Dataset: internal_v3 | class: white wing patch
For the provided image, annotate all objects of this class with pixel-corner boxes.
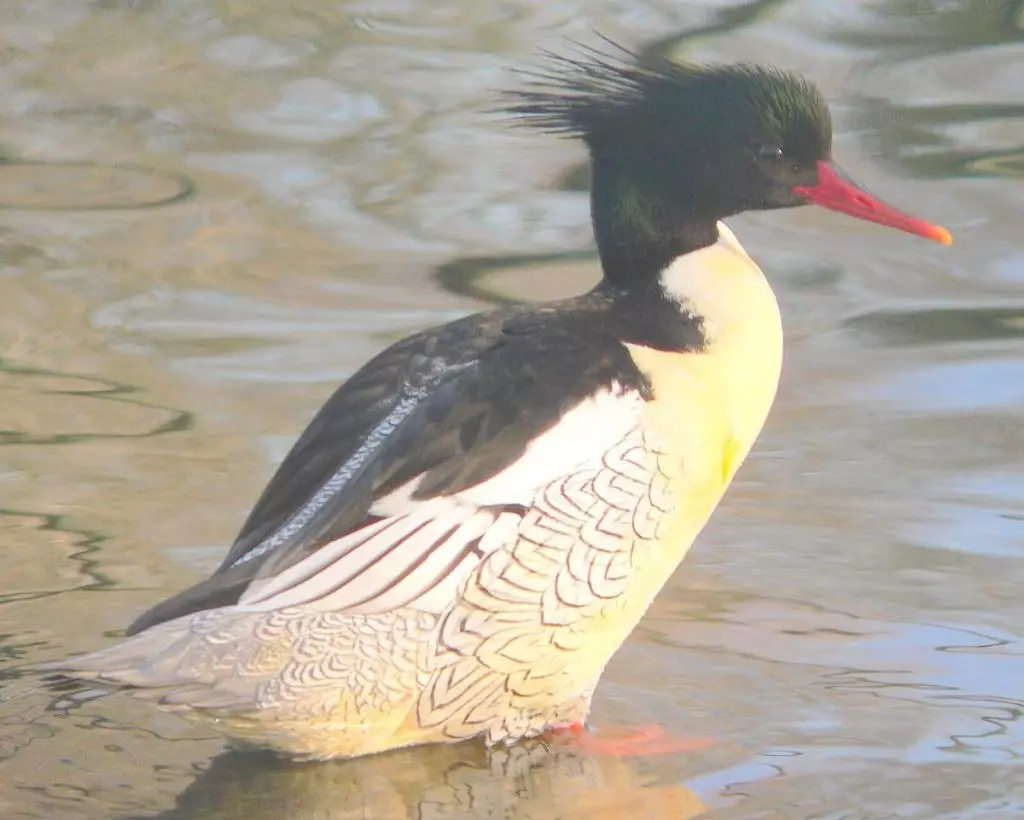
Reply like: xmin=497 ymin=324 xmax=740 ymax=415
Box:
xmin=237 ymin=385 xmax=646 ymax=616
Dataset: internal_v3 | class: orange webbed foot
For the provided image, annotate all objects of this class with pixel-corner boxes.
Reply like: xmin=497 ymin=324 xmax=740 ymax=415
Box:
xmin=545 ymin=722 xmax=715 ymax=758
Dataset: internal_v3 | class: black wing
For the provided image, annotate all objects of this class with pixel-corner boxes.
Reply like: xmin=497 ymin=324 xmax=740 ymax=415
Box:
xmin=127 ymin=295 xmax=651 ymax=634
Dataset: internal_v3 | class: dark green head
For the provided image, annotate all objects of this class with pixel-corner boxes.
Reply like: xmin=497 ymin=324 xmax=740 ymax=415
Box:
xmin=506 ymin=47 xmax=833 ymax=219
xmin=505 ymin=45 xmax=950 ymax=281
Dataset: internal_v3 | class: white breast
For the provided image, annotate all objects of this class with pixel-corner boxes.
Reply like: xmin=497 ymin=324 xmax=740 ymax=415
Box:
xmin=658 ymin=222 xmax=784 ymax=458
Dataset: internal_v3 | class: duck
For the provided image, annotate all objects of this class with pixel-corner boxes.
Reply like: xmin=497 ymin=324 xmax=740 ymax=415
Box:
xmin=41 ymin=43 xmax=951 ymax=761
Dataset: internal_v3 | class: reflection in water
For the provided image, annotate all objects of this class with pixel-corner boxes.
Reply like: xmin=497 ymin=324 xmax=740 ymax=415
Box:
xmin=146 ymin=744 xmax=705 ymax=820
xmin=0 ymin=508 xmax=110 ymax=607
xmin=845 ymin=306 xmax=1024 ymax=346
xmin=840 ymin=1 xmax=1024 ymax=182
xmin=0 ymin=360 xmax=192 ymax=445
xmin=641 ymin=0 xmax=793 ymax=59
xmin=0 ymin=162 xmax=194 ymax=211
xmin=434 ymin=251 xmax=594 ymax=306
xmin=830 ymin=0 xmax=1024 ymax=58
xmin=855 ymin=97 xmax=1024 ymax=181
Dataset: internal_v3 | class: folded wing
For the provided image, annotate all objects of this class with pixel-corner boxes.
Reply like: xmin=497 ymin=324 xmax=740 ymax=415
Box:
xmin=128 ymin=304 xmax=652 ymax=633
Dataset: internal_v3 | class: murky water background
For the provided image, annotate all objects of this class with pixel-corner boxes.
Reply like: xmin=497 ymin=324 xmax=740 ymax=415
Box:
xmin=0 ymin=1 xmax=1022 ymax=817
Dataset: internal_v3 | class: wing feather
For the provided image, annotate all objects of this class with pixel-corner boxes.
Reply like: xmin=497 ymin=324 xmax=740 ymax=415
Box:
xmin=127 ymin=297 xmax=658 ymax=634
xmin=238 ymin=387 xmax=646 ymax=615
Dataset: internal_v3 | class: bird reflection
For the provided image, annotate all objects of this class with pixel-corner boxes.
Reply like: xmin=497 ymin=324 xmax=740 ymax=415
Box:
xmin=146 ymin=740 xmax=705 ymax=820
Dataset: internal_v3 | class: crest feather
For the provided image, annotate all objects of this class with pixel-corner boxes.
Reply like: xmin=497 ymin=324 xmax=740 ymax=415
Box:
xmin=500 ymin=39 xmax=830 ymax=152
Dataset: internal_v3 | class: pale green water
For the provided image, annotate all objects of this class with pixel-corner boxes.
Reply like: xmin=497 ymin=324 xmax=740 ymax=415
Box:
xmin=0 ymin=1 xmax=1022 ymax=818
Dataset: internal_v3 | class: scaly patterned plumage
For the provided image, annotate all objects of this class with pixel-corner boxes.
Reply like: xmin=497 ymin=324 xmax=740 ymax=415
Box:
xmin=46 ymin=217 xmax=780 ymax=760
xmin=59 ymin=410 xmax=718 ymax=759
xmin=41 ymin=41 xmax=948 ymax=759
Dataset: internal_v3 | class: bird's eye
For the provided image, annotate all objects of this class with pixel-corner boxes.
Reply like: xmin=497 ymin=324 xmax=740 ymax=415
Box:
xmin=758 ymin=144 xmax=784 ymax=160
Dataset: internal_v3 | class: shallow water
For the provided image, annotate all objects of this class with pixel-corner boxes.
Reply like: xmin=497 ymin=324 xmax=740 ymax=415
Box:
xmin=0 ymin=1 xmax=1022 ymax=817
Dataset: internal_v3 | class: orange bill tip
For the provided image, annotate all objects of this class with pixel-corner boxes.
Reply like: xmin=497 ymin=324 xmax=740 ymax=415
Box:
xmin=794 ymin=161 xmax=953 ymax=247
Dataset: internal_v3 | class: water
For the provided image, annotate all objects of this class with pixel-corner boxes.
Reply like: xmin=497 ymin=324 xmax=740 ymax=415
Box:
xmin=0 ymin=1 xmax=1022 ymax=817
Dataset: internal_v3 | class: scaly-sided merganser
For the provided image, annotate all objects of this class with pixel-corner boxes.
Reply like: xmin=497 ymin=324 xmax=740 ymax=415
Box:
xmin=43 ymin=45 xmax=951 ymax=760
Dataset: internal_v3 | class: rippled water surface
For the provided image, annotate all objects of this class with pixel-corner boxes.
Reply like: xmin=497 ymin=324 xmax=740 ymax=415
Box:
xmin=1 ymin=1 xmax=1022 ymax=818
